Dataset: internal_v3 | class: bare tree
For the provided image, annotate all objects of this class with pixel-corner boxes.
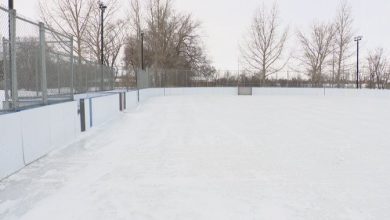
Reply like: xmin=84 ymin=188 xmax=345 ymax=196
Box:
xmin=40 ymin=0 xmax=94 ymax=64
xmin=297 ymin=23 xmax=335 ymax=86
xmin=367 ymin=48 xmax=389 ymax=89
xmin=84 ymin=0 xmax=126 ymax=69
xmin=123 ymin=0 xmax=212 ymax=76
xmin=130 ymin=0 xmax=142 ymax=36
xmin=384 ymin=67 xmax=390 ymax=89
xmin=146 ymin=0 xmax=188 ymax=69
xmin=123 ymin=0 xmax=143 ymax=73
xmin=333 ymin=0 xmax=354 ymax=87
xmin=241 ymin=3 xmax=288 ymax=85
xmin=103 ymin=20 xmax=127 ymax=69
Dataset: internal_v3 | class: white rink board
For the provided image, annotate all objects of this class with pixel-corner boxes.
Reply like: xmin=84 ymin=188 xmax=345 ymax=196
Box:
xmin=324 ymin=88 xmax=390 ymax=97
xmin=139 ymin=88 xmax=165 ymax=102
xmin=164 ymin=87 xmax=238 ymax=96
xmin=253 ymin=88 xmax=325 ymax=96
xmin=48 ymin=102 xmax=79 ymax=150
xmin=20 ymin=106 xmax=53 ymax=164
xmin=0 ymin=113 xmax=24 ymax=179
xmin=0 ymin=101 xmax=80 ymax=178
xmin=91 ymin=94 xmax=121 ymax=127
xmin=125 ymin=91 xmax=139 ymax=110
xmin=252 ymin=87 xmax=390 ymax=97
xmin=20 ymin=101 xmax=80 ymax=164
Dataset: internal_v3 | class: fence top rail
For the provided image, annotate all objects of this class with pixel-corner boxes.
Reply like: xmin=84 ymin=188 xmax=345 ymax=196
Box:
xmin=0 ymin=5 xmax=8 ymax=12
xmin=43 ymin=26 xmax=72 ymax=40
xmin=46 ymin=40 xmax=71 ymax=44
xmin=15 ymin=14 xmax=40 ymax=27
xmin=47 ymin=50 xmax=72 ymax=58
xmin=0 ymin=5 xmax=40 ymax=27
xmin=0 ymin=5 xmax=71 ymax=41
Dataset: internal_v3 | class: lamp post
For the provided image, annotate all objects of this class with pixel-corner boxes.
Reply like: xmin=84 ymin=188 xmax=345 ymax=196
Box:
xmin=8 ymin=0 xmax=13 ymax=9
xmin=141 ymin=32 xmax=144 ymax=70
xmin=8 ymin=0 xmax=13 ymax=75
xmin=99 ymin=2 xmax=107 ymax=90
xmin=99 ymin=2 xmax=107 ymax=66
xmin=354 ymin=36 xmax=363 ymax=89
xmin=8 ymin=0 xmax=14 ymax=108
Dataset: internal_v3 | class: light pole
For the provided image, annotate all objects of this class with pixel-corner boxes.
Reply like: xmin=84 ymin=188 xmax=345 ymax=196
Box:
xmin=99 ymin=2 xmax=107 ymax=66
xmin=141 ymin=32 xmax=144 ymax=70
xmin=8 ymin=0 xmax=13 ymax=76
xmin=8 ymin=0 xmax=13 ymax=9
xmin=354 ymin=36 xmax=363 ymax=89
xmin=8 ymin=0 xmax=14 ymax=108
xmin=99 ymin=2 xmax=107 ymax=90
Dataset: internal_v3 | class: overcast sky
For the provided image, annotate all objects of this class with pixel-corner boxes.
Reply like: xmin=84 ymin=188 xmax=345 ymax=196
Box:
xmin=2 ymin=0 xmax=390 ymax=70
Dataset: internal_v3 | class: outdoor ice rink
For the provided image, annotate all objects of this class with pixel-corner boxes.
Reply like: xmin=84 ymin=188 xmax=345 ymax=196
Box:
xmin=1 ymin=95 xmax=390 ymax=219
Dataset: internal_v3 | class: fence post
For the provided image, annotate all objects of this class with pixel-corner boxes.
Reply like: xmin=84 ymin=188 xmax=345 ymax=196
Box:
xmin=100 ymin=64 xmax=104 ymax=91
xmin=57 ymin=54 xmax=60 ymax=94
xmin=175 ymin=69 xmax=178 ymax=87
xmin=160 ymin=71 xmax=162 ymax=88
xmin=185 ymin=70 xmax=188 ymax=87
xmin=2 ymin=37 xmax=10 ymax=107
xmin=39 ymin=22 xmax=48 ymax=105
xmin=111 ymin=67 xmax=114 ymax=90
xmin=70 ymin=36 xmax=74 ymax=99
xmin=9 ymin=9 xmax=18 ymax=109
xmin=35 ymin=49 xmax=39 ymax=97
xmin=79 ymin=99 xmax=86 ymax=132
xmin=85 ymin=63 xmax=89 ymax=92
xmin=95 ymin=64 xmax=99 ymax=92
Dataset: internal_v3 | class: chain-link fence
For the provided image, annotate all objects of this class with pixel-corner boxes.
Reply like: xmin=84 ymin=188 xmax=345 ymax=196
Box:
xmin=135 ymin=69 xmax=239 ymax=89
xmin=45 ymin=26 xmax=73 ymax=101
xmin=132 ymin=68 xmax=378 ymax=89
xmin=0 ymin=6 xmax=9 ymax=111
xmin=0 ymin=6 xmax=73 ymax=111
xmin=73 ymin=58 xmax=114 ymax=94
xmin=15 ymin=14 xmax=49 ymax=108
xmin=115 ymin=66 xmax=136 ymax=90
xmin=0 ymin=6 xmax=115 ymax=112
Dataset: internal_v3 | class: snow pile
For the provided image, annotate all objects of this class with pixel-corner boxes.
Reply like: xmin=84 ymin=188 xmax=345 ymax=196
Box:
xmin=0 ymin=95 xmax=390 ymax=219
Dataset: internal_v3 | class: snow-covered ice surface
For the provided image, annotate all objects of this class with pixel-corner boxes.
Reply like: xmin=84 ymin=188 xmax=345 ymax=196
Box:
xmin=1 ymin=95 xmax=390 ymax=219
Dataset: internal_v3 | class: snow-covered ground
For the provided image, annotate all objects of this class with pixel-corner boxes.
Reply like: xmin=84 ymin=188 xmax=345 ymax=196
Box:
xmin=0 ymin=90 xmax=5 ymax=110
xmin=0 ymin=90 xmax=36 ymax=110
xmin=0 ymin=90 xmax=4 ymax=109
xmin=1 ymin=95 xmax=390 ymax=219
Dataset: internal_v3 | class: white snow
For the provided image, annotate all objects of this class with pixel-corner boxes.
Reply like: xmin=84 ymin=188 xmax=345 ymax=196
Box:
xmin=1 ymin=95 xmax=390 ymax=219
xmin=0 ymin=90 xmax=4 ymax=109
